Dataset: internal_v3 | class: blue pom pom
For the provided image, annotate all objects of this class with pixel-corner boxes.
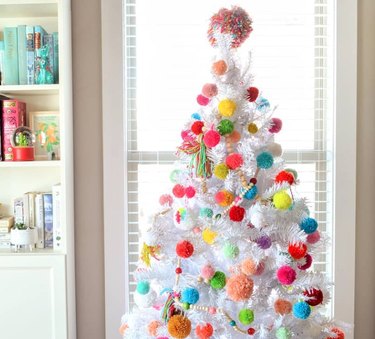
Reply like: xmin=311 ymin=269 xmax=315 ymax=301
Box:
xmin=136 ymin=281 xmax=150 ymax=295
xmin=256 ymin=152 xmax=274 ymax=169
xmin=200 ymin=207 xmax=213 ymax=218
xmin=300 ymin=217 xmax=318 ymax=234
xmin=181 ymin=288 xmax=200 ymax=305
xmin=191 ymin=112 xmax=201 ymax=120
xmin=244 ymin=185 xmax=258 ymax=200
xmin=293 ymin=301 xmax=311 ymax=319
xmin=257 ymin=97 xmax=270 ymax=112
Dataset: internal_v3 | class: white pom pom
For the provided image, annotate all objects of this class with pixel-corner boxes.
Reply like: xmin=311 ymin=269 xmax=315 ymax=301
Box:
xmin=134 ymin=290 xmax=156 ymax=308
xmin=250 ymin=205 xmax=267 ymax=228
xmin=268 ymin=142 xmax=282 ymax=157
xmin=173 ymin=207 xmax=197 ymax=230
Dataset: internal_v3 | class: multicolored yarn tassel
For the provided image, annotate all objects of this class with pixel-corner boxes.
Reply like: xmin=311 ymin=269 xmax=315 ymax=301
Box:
xmin=140 ymin=243 xmax=160 ymax=267
xmin=161 ymin=292 xmax=177 ymax=323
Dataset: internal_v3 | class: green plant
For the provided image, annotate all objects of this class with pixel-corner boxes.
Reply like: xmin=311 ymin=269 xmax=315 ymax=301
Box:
xmin=17 ymin=133 xmax=28 ymax=146
xmin=13 ymin=223 xmax=28 ymax=230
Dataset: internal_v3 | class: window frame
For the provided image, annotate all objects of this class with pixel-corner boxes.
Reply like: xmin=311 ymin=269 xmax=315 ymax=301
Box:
xmin=101 ymin=1 xmax=357 ymax=338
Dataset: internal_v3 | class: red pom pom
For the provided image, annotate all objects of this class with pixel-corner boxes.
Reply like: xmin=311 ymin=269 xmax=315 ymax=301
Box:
xmin=202 ymin=84 xmax=218 ymax=98
xmin=226 ymin=153 xmax=244 ymax=170
xmin=197 ymin=94 xmax=210 ymax=106
xmin=288 ymin=242 xmax=308 ymax=260
xmin=303 ymin=288 xmax=323 ymax=306
xmin=248 ymin=328 xmax=256 ymax=335
xmin=327 ymin=328 xmax=345 ymax=339
xmin=176 ymin=240 xmax=194 ymax=258
xmin=172 ymin=184 xmax=186 ymax=198
xmin=246 ymin=87 xmax=259 ymax=102
xmin=229 ymin=206 xmax=245 ymax=222
xmin=298 ymin=254 xmax=313 ymax=270
xmin=275 ymin=170 xmax=295 ymax=185
xmin=203 ymin=130 xmax=221 ymax=148
xmin=185 ymin=186 xmax=196 ymax=199
xmin=191 ymin=121 xmax=204 ymax=135
xmin=269 ymin=118 xmax=282 ymax=133
xmin=195 ymin=323 xmax=214 ymax=339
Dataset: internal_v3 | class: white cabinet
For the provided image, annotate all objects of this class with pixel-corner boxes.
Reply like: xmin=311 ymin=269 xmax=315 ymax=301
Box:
xmin=0 ymin=1 xmax=74 ymax=338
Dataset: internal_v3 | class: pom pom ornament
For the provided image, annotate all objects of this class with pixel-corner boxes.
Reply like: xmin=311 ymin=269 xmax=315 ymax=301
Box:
xmin=136 ymin=280 xmax=150 ymax=295
xmin=300 ymin=217 xmax=318 ymax=234
xmin=288 ymin=242 xmax=308 ymax=260
xmin=170 ymin=169 xmax=183 ymax=183
xmin=203 ymin=130 xmax=220 ymax=148
xmin=226 ymin=153 xmax=244 ymax=170
xmin=159 ymin=194 xmax=173 ymax=206
xmin=274 ymin=299 xmax=292 ymax=315
xmin=285 ymin=168 xmax=298 ymax=180
xmin=222 ymin=242 xmax=239 ymax=259
xmin=217 ymin=119 xmax=234 ymax=135
xmin=191 ymin=121 xmax=205 ymax=135
xmin=134 ymin=289 xmax=157 ymax=308
xmin=202 ymin=83 xmax=218 ymax=98
xmin=277 ymin=265 xmax=297 ymax=285
xmin=172 ymin=184 xmax=185 ymax=198
xmin=229 ymin=205 xmax=245 ymax=222
xmin=247 ymin=122 xmax=258 ymax=134
xmin=257 ymin=97 xmax=270 ymax=112
xmin=213 ymin=163 xmax=229 ymax=180
xmin=241 ymin=258 xmax=257 ymax=275
xmin=210 ymin=271 xmax=226 ymax=289
xmin=256 ymin=235 xmax=272 ymax=249
xmin=168 ymin=315 xmax=192 ymax=339
xmin=201 ymin=264 xmax=215 ymax=279
xmin=184 ymin=186 xmax=196 ymax=199
xmin=197 ymin=94 xmax=210 ymax=106
xmin=218 ymin=99 xmax=237 ymax=117
xmin=327 ymin=328 xmax=345 ymax=339
xmin=148 ymin=321 xmax=162 ymax=337
xmin=256 ymin=152 xmax=274 ymax=169
xmin=269 ymin=117 xmax=283 ymax=133
xmin=176 ymin=240 xmax=194 ymax=258
xmin=191 ymin=112 xmax=201 ymax=120
xmin=276 ymin=327 xmax=291 ymax=339
xmin=227 ymin=130 xmax=241 ymax=143
xmin=238 ymin=309 xmax=254 ymax=325
xmin=181 ymin=288 xmax=200 ymax=305
xmin=202 ymin=228 xmax=217 ymax=245
xmin=293 ymin=301 xmax=311 ymax=320
xmin=273 ymin=191 xmax=292 ymax=210
xmin=246 ymin=87 xmax=259 ymax=102
xmin=226 ymin=274 xmax=254 ymax=301
xmin=275 ymin=170 xmax=295 ymax=185
xmin=215 ymin=190 xmax=234 ymax=207
xmin=200 ymin=207 xmax=213 ymax=218
xmin=212 ymin=60 xmax=227 ymax=75
xmin=303 ymin=288 xmax=323 ymax=306
xmin=298 ymin=253 xmax=313 ymax=270
xmin=307 ymin=231 xmax=321 ymax=244
xmin=195 ymin=323 xmax=214 ymax=339
xmin=268 ymin=142 xmax=283 ymax=157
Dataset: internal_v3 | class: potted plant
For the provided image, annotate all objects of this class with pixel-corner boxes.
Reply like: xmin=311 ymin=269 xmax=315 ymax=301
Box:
xmin=11 ymin=126 xmax=35 ymax=161
xmin=10 ymin=223 xmax=38 ymax=251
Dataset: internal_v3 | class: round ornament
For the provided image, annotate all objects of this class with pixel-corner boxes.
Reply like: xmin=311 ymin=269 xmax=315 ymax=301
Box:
xmin=136 ymin=280 xmax=150 ymax=295
xmin=197 ymin=94 xmax=210 ymax=106
xmin=226 ymin=153 xmax=244 ymax=170
xmin=244 ymin=185 xmax=257 ymax=200
xmin=222 ymin=242 xmax=239 ymax=259
xmin=293 ymin=301 xmax=311 ymax=320
xmin=277 ymin=265 xmax=297 ymax=285
xmin=181 ymin=288 xmax=200 ymax=305
xmin=303 ymin=288 xmax=323 ymax=306
xmin=276 ymin=327 xmax=291 ymax=339
xmin=170 ymin=169 xmax=183 ymax=183
xmin=268 ymin=142 xmax=283 ymax=157
xmin=288 ymin=242 xmax=308 ymax=260
xmin=202 ymin=83 xmax=218 ymax=98
xmin=202 ymin=228 xmax=217 ymax=245
xmin=167 ymin=315 xmax=192 ymax=339
xmin=247 ymin=122 xmax=258 ymax=134
xmin=273 ymin=191 xmax=292 ymax=210
xmin=191 ymin=121 xmax=205 ymax=135
xmin=213 ymin=163 xmax=229 ymax=180
xmin=285 ymin=168 xmax=298 ymax=180
xmin=212 ymin=60 xmax=228 ymax=75
xmin=203 ymin=130 xmax=221 ymax=148
xmin=248 ymin=328 xmax=256 ymax=335
xmin=246 ymin=87 xmax=259 ymax=102
xmin=200 ymin=207 xmax=213 ymax=218
xmin=256 ymin=152 xmax=274 ymax=169
xmin=195 ymin=323 xmax=214 ymax=339
xmin=274 ymin=299 xmax=292 ymax=315
xmin=229 ymin=205 xmax=245 ymax=222
xmin=275 ymin=170 xmax=295 ymax=185
xmin=172 ymin=184 xmax=185 ymax=198
xmin=191 ymin=112 xmax=201 ymax=120
xmin=254 ymin=261 xmax=265 ymax=276
xmin=327 ymin=327 xmax=345 ymax=339
xmin=300 ymin=217 xmax=318 ymax=234
xmin=227 ymin=130 xmax=241 ymax=143
xmin=210 ymin=271 xmax=226 ymax=289
xmin=185 ymin=186 xmax=196 ymax=199
xmin=148 ymin=320 xmax=162 ymax=337
xmin=218 ymin=99 xmax=237 ymax=117
xmin=159 ymin=194 xmax=173 ymax=206
xmin=238 ymin=309 xmax=254 ymax=325
xmin=215 ymin=190 xmax=234 ymax=207
xmin=226 ymin=274 xmax=254 ymax=301
xmin=269 ymin=117 xmax=282 ymax=133
xmin=257 ymin=97 xmax=270 ymax=112
xmin=176 ymin=240 xmax=194 ymax=258
xmin=217 ymin=119 xmax=234 ymax=135
xmin=306 ymin=230 xmax=321 ymax=244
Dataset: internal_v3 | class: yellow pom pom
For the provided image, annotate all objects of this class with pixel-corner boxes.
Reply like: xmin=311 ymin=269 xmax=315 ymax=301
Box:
xmin=273 ymin=191 xmax=292 ymax=210
xmin=202 ymin=228 xmax=217 ymax=245
xmin=218 ymin=99 xmax=236 ymax=117
xmin=248 ymin=123 xmax=258 ymax=134
xmin=214 ymin=163 xmax=229 ymax=180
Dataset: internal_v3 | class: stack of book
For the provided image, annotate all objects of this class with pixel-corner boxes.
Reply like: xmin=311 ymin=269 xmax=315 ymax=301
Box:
xmin=0 ymin=216 xmax=14 ymax=248
xmin=0 ymin=25 xmax=59 ymax=85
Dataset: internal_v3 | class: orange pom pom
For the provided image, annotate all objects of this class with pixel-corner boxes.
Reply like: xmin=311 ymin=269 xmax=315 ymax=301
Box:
xmin=274 ymin=299 xmax=292 ymax=315
xmin=148 ymin=320 xmax=162 ymax=337
xmin=226 ymin=274 xmax=254 ymax=301
xmin=168 ymin=315 xmax=192 ymax=338
xmin=215 ymin=190 xmax=234 ymax=207
xmin=240 ymin=258 xmax=257 ymax=275
xmin=212 ymin=60 xmax=228 ymax=75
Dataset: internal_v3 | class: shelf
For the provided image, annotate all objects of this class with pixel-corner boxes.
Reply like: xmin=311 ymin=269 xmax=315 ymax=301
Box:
xmin=0 ymin=2 xmax=57 ymax=18
xmin=0 ymin=160 xmax=61 ymax=168
xmin=0 ymin=247 xmax=64 ymax=256
xmin=0 ymin=84 xmax=59 ymax=95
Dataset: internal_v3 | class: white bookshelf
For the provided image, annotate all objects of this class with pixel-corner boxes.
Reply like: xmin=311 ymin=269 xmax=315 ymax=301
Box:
xmin=0 ymin=1 xmax=75 ymax=339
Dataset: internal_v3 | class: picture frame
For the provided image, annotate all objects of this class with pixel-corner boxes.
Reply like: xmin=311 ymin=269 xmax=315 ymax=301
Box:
xmin=29 ymin=111 xmax=60 ymax=160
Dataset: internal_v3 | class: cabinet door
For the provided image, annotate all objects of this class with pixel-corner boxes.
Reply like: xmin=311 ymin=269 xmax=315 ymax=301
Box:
xmin=0 ymin=255 xmax=67 ymax=339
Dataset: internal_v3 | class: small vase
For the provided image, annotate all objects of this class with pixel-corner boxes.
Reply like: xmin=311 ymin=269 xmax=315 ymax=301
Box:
xmin=12 ymin=146 xmax=34 ymax=161
xmin=10 ymin=228 xmax=38 ymax=251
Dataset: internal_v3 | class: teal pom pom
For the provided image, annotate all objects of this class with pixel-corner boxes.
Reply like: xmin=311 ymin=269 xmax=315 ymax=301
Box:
xmin=200 ymin=207 xmax=213 ymax=218
xmin=181 ymin=288 xmax=200 ymax=305
xmin=300 ymin=217 xmax=318 ymax=234
xmin=244 ymin=185 xmax=257 ymax=200
xmin=293 ymin=301 xmax=311 ymax=319
xmin=257 ymin=97 xmax=270 ymax=112
xmin=217 ymin=119 xmax=234 ymax=135
xmin=276 ymin=327 xmax=291 ymax=339
xmin=191 ymin=112 xmax=201 ymax=120
xmin=256 ymin=152 xmax=274 ymax=169
xmin=136 ymin=281 xmax=150 ymax=295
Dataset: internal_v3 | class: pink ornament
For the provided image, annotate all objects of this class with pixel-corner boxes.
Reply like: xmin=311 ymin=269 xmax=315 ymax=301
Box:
xmin=306 ymin=230 xmax=320 ymax=244
xmin=193 ymin=227 xmax=201 ymax=234
xmin=159 ymin=194 xmax=173 ymax=206
xmin=185 ymin=186 xmax=196 ymax=198
xmin=201 ymin=264 xmax=215 ymax=279
xmin=277 ymin=265 xmax=297 ymax=285
xmin=197 ymin=94 xmax=210 ymax=106
xmin=172 ymin=184 xmax=185 ymax=198
xmin=269 ymin=117 xmax=283 ymax=133
xmin=226 ymin=153 xmax=244 ymax=170
xmin=203 ymin=130 xmax=221 ymax=148
xmin=209 ymin=307 xmax=217 ymax=315
xmin=298 ymin=254 xmax=313 ymax=270
xmin=202 ymin=83 xmax=218 ymax=98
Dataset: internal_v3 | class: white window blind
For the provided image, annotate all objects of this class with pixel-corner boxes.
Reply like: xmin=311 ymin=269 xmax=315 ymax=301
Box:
xmin=124 ymin=0 xmax=334 ymax=310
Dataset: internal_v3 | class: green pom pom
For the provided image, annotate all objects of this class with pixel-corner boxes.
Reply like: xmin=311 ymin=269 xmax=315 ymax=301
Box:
xmin=136 ymin=281 xmax=150 ymax=295
xmin=276 ymin=327 xmax=291 ymax=339
xmin=218 ymin=119 xmax=234 ymax=136
xmin=222 ymin=242 xmax=239 ymax=259
xmin=210 ymin=271 xmax=226 ymax=289
xmin=238 ymin=309 xmax=254 ymax=325
xmin=200 ymin=207 xmax=213 ymax=218
xmin=169 ymin=169 xmax=182 ymax=183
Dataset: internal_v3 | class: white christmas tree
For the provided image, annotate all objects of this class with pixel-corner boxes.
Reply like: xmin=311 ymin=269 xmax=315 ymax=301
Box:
xmin=120 ymin=6 xmax=347 ymax=339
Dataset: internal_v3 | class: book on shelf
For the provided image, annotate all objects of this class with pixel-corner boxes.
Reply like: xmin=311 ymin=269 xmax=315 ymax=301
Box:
xmin=52 ymin=32 xmax=59 ymax=84
xmin=0 ymin=95 xmax=9 ymax=161
xmin=26 ymin=26 xmax=35 ymax=85
xmin=43 ymin=193 xmax=53 ymax=248
xmin=14 ymin=197 xmax=24 ymax=224
xmin=0 ymin=41 xmax=4 ymax=85
xmin=42 ymin=34 xmax=54 ymax=84
xmin=35 ymin=193 xmax=44 ymax=248
xmin=52 ymin=184 xmax=61 ymax=249
xmin=3 ymin=27 xmax=19 ymax=85
xmin=17 ymin=25 xmax=27 ymax=85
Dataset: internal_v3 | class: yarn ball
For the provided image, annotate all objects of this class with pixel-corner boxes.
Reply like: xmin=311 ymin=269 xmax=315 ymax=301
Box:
xmin=254 ymin=261 xmax=265 ymax=276
xmin=303 ymin=288 xmax=323 ymax=306
xmin=218 ymin=99 xmax=237 ymax=117
xmin=238 ymin=309 xmax=254 ymax=325
xmin=268 ymin=142 xmax=283 ymax=157
xmin=197 ymin=94 xmax=210 ymax=106
xmin=288 ymin=242 xmax=308 ymax=260
xmin=222 ymin=242 xmax=239 ymax=259
xmin=275 ymin=170 xmax=295 ymax=185
xmin=226 ymin=274 xmax=254 ymax=301
xmin=213 ymin=163 xmax=229 ymax=180
xmin=136 ymin=280 xmax=150 ymax=295
xmin=244 ymin=185 xmax=258 ymax=200
xmin=226 ymin=153 xmax=243 ymax=170
xmin=134 ymin=289 xmax=156 ymax=308
xmin=274 ymin=299 xmax=292 ymax=315
xmin=297 ymin=254 xmax=313 ymax=270
xmin=276 ymin=327 xmax=291 ymax=339
xmin=217 ymin=119 xmax=234 ymax=135
xmin=273 ymin=191 xmax=292 ymax=210
xmin=185 ymin=186 xmax=196 ymax=199
xmin=256 ymin=152 xmax=274 ymax=169
xmin=257 ymin=97 xmax=270 ymax=112
xmin=181 ymin=288 xmax=200 ymax=305
xmin=327 ymin=328 xmax=345 ymax=339
xmin=293 ymin=301 xmax=311 ymax=320
xmin=191 ymin=112 xmax=201 ymax=120
xmin=201 ymin=264 xmax=215 ymax=279
xmin=200 ymin=207 xmax=213 ymax=218
xmin=210 ymin=271 xmax=226 ymax=289
xmin=256 ymin=235 xmax=272 ymax=249
xmin=240 ymin=258 xmax=257 ymax=275
xmin=269 ymin=117 xmax=283 ymax=133
xmin=159 ymin=194 xmax=173 ymax=206
xmin=229 ymin=205 xmax=245 ymax=222
xmin=202 ymin=228 xmax=217 ymax=245
xmin=307 ymin=231 xmax=321 ymax=244
xmin=227 ymin=130 xmax=241 ymax=143
xmin=168 ymin=315 xmax=192 ymax=339
xmin=203 ymin=130 xmax=221 ymax=148
xmin=246 ymin=87 xmax=259 ymax=102
xmin=176 ymin=240 xmax=194 ymax=258
xmin=202 ymin=83 xmax=218 ymax=98
xmin=300 ymin=217 xmax=318 ymax=234
xmin=191 ymin=121 xmax=205 ymax=135
xmin=247 ymin=122 xmax=258 ymax=134
xmin=277 ymin=265 xmax=297 ymax=285
xmin=148 ymin=321 xmax=162 ymax=337
xmin=212 ymin=60 xmax=228 ymax=75
xmin=215 ymin=190 xmax=234 ymax=207
xmin=172 ymin=184 xmax=185 ymax=198
xmin=195 ymin=323 xmax=214 ymax=339
xmin=208 ymin=7 xmax=253 ymax=48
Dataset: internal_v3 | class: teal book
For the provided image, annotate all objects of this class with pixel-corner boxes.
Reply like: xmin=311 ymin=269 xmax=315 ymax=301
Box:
xmin=52 ymin=32 xmax=59 ymax=84
xmin=17 ymin=25 xmax=27 ymax=85
xmin=34 ymin=25 xmax=46 ymax=84
xmin=26 ymin=26 xmax=34 ymax=85
xmin=3 ymin=27 xmax=19 ymax=85
xmin=43 ymin=34 xmax=54 ymax=83
xmin=0 ymin=41 xmax=4 ymax=85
